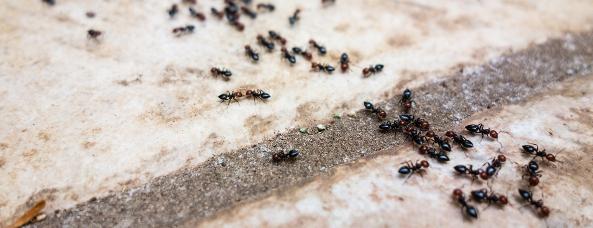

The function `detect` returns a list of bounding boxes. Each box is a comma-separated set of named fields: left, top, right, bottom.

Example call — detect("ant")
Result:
left=425, top=130, right=452, bottom=152
left=362, top=64, right=384, bottom=77
left=404, top=127, right=426, bottom=145
left=292, top=47, right=313, bottom=61
left=522, top=144, right=557, bottom=163
left=244, top=45, right=259, bottom=62
left=272, top=149, right=299, bottom=162
left=268, top=31, right=287, bottom=45
left=172, top=25, right=195, bottom=36
left=240, top=6, right=257, bottom=19
left=87, top=29, right=102, bottom=39
left=211, top=8, right=224, bottom=19
left=471, top=188, right=508, bottom=207
left=42, top=0, right=55, bottom=6
left=445, top=131, right=474, bottom=149
left=322, top=0, right=336, bottom=5
left=257, top=35, right=275, bottom=51
left=211, top=67, right=232, bottom=80
left=465, top=124, right=498, bottom=139
left=340, top=53, right=350, bottom=72
left=452, top=189, right=479, bottom=219
left=454, top=164, right=487, bottom=181
left=309, top=39, right=327, bottom=55
left=230, top=21, right=245, bottom=32
left=522, top=160, right=542, bottom=187
left=398, top=160, right=429, bottom=180
left=419, top=145, right=450, bottom=163
left=218, top=91, right=242, bottom=105
left=399, top=88, right=414, bottom=111
left=245, top=89, right=271, bottom=102
left=288, top=9, right=301, bottom=26
left=518, top=189, right=550, bottom=217
left=168, top=4, right=179, bottom=18
left=189, top=7, right=206, bottom=21
left=398, top=115, right=429, bottom=131
left=482, top=154, right=506, bottom=179
left=281, top=48, right=296, bottom=64
left=256, top=3, right=275, bottom=12
left=363, top=101, right=387, bottom=120
left=311, top=62, right=335, bottom=74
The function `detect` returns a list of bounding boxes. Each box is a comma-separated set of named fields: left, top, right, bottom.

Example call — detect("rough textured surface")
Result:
left=23, top=31, right=593, bottom=227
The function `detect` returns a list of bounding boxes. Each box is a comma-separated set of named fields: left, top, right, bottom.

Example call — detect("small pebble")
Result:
left=299, top=127, right=308, bottom=134
left=316, top=124, right=326, bottom=131
left=333, top=113, right=342, bottom=119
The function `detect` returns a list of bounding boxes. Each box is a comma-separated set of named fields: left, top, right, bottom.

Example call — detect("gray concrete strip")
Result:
left=26, top=31, right=593, bottom=227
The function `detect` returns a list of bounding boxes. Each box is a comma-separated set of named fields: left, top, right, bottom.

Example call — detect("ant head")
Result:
left=499, top=195, right=509, bottom=205
left=539, top=206, right=550, bottom=217
left=425, top=130, right=435, bottom=138
left=445, top=131, right=456, bottom=137
left=529, top=176, right=540, bottom=186
left=479, top=172, right=489, bottom=180
left=497, top=154, right=507, bottom=162
left=420, top=160, right=429, bottom=168
left=546, top=154, right=556, bottom=162
left=452, top=188, right=463, bottom=198
left=418, top=145, right=429, bottom=154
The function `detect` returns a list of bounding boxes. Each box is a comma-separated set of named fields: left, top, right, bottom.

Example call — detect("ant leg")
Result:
left=403, top=173, right=413, bottom=184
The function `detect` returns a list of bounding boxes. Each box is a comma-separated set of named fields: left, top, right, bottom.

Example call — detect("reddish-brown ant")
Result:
left=362, top=64, right=384, bottom=77
left=211, top=67, right=232, bottom=80
left=522, top=160, right=542, bottom=186
left=452, top=189, right=479, bottom=219
left=289, top=9, right=301, bottom=26
left=87, top=29, right=102, bottom=39
left=168, top=4, right=179, bottom=18
left=218, top=91, right=243, bottom=104
left=482, top=154, right=506, bottom=179
left=518, top=189, right=550, bottom=217
left=244, top=45, right=259, bottom=62
left=281, top=48, right=296, bottom=64
left=257, top=35, right=275, bottom=51
left=268, top=30, right=287, bottom=45
left=272, top=149, right=299, bottom=162
left=245, top=89, right=271, bottom=102
left=256, top=3, right=275, bottom=12
left=363, top=101, right=387, bottom=120
left=522, top=144, right=557, bottom=162
left=189, top=7, right=206, bottom=21
left=454, top=164, right=487, bottom=181
left=292, top=47, right=313, bottom=61
left=311, top=62, right=335, bottom=74
left=445, top=131, right=474, bottom=149
left=340, top=53, right=350, bottom=72
left=465, top=124, right=498, bottom=139
left=240, top=6, right=257, bottom=19
left=309, top=39, right=327, bottom=55
left=471, top=188, right=508, bottom=207
left=172, top=25, right=195, bottom=36
left=398, top=160, right=429, bottom=180
left=211, top=8, right=224, bottom=19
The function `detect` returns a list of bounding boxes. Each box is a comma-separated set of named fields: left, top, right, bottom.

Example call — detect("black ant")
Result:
left=240, top=6, right=257, bottom=19
left=522, top=144, right=557, bottom=162
left=244, top=45, right=259, bottom=62
left=281, top=48, right=296, bottom=64
left=454, top=164, right=487, bottom=181
left=404, top=127, right=426, bottom=145
left=445, top=131, right=474, bottom=149
left=189, top=7, right=206, bottom=21
left=419, top=145, right=450, bottom=163
left=268, top=31, right=287, bottom=45
left=452, top=189, right=479, bottom=219
left=292, top=47, right=313, bottom=61
left=218, top=91, right=243, bottom=104
left=272, top=149, right=299, bottom=162
left=87, top=29, right=102, bottom=39
left=471, top=188, right=508, bottom=207
left=518, top=189, right=550, bottom=217
left=42, top=0, right=55, bottom=6
left=398, top=114, right=429, bottom=131
left=482, top=154, right=506, bottom=179
left=425, top=130, right=452, bottom=152
left=522, top=160, right=542, bottom=187
left=340, top=53, right=350, bottom=72
left=211, top=8, right=224, bottom=19
left=362, top=64, right=384, bottom=77
left=321, top=0, right=336, bottom=5
left=311, top=62, right=335, bottom=74
left=172, top=25, right=195, bottom=36
left=257, top=35, right=275, bottom=51
left=183, top=0, right=197, bottom=4
left=363, top=101, right=386, bottom=120
left=211, top=67, right=232, bottom=80
left=246, top=89, right=271, bottom=102
left=288, top=9, right=301, bottom=26
left=256, top=3, right=275, bottom=12
left=399, top=88, right=414, bottom=111
left=465, top=124, right=499, bottom=139
left=309, top=39, right=326, bottom=55
left=168, top=4, right=179, bottom=18
left=398, top=160, right=429, bottom=180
